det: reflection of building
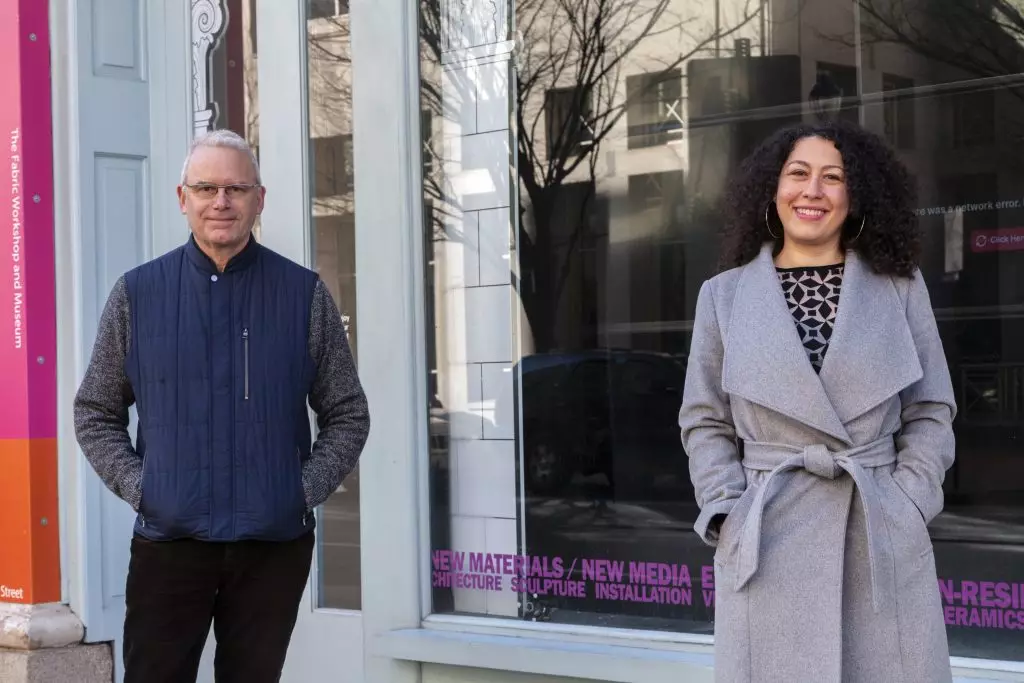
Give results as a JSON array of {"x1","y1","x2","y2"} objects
[
  {"x1": 523, "y1": 0, "x2": 1024, "y2": 507},
  {"x1": 506, "y1": 0, "x2": 1024, "y2": 356},
  {"x1": 685, "y1": 53, "x2": 804, "y2": 201}
]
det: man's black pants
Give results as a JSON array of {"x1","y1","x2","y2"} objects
[{"x1": 123, "y1": 530, "x2": 315, "y2": 683}]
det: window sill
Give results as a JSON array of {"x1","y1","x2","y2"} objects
[
  {"x1": 374, "y1": 626, "x2": 714, "y2": 683},
  {"x1": 374, "y1": 622, "x2": 1024, "y2": 683}
]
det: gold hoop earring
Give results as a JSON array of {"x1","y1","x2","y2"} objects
[
  {"x1": 850, "y1": 216, "x2": 866, "y2": 243},
  {"x1": 765, "y1": 203, "x2": 780, "y2": 239}
]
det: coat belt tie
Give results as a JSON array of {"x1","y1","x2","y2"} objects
[{"x1": 733, "y1": 436, "x2": 898, "y2": 614}]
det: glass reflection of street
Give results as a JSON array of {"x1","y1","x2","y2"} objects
[{"x1": 318, "y1": 469, "x2": 362, "y2": 610}]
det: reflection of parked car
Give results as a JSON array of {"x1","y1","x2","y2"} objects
[{"x1": 516, "y1": 349, "x2": 690, "y2": 500}]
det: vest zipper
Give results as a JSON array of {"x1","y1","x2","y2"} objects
[
  {"x1": 299, "y1": 447, "x2": 307, "y2": 527},
  {"x1": 242, "y1": 327, "x2": 250, "y2": 400}
]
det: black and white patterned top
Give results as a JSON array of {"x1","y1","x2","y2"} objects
[{"x1": 776, "y1": 264, "x2": 844, "y2": 373}]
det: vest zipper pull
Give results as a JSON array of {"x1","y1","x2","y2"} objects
[{"x1": 242, "y1": 327, "x2": 250, "y2": 400}]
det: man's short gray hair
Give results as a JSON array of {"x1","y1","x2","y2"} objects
[{"x1": 180, "y1": 129, "x2": 261, "y2": 185}]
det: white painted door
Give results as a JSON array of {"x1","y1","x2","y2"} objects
[
  {"x1": 170, "y1": 0, "x2": 365, "y2": 678},
  {"x1": 56, "y1": 1, "x2": 191, "y2": 681},
  {"x1": 63, "y1": 0, "x2": 409, "y2": 679},
  {"x1": 253, "y1": 0, "x2": 450, "y2": 681},
  {"x1": 61, "y1": 0, "x2": 365, "y2": 679}
]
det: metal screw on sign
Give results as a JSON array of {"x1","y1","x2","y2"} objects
[
  {"x1": 40, "y1": 518, "x2": 48, "y2": 526},
  {"x1": 37, "y1": 356, "x2": 45, "y2": 364},
  {"x1": 33, "y1": 195, "x2": 40, "y2": 203},
  {"x1": 29, "y1": 33, "x2": 37, "y2": 42}
]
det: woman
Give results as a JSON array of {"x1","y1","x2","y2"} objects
[{"x1": 679, "y1": 119, "x2": 956, "y2": 683}]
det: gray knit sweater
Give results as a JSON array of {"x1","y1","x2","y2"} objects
[{"x1": 73, "y1": 275, "x2": 370, "y2": 513}]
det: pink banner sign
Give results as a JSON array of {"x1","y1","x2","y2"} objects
[{"x1": 0, "y1": 0, "x2": 56, "y2": 440}]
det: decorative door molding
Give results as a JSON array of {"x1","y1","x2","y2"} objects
[{"x1": 191, "y1": 0, "x2": 227, "y2": 135}]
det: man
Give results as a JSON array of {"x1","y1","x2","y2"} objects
[{"x1": 74, "y1": 129, "x2": 370, "y2": 683}]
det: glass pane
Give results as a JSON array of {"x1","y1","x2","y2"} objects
[
  {"x1": 198, "y1": 0, "x2": 261, "y2": 233},
  {"x1": 853, "y1": 3, "x2": 1024, "y2": 659},
  {"x1": 306, "y1": 1, "x2": 361, "y2": 610},
  {"x1": 421, "y1": 0, "x2": 1024, "y2": 663},
  {"x1": 877, "y1": 84, "x2": 1024, "y2": 660}
]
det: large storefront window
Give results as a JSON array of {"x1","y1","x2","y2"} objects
[{"x1": 421, "y1": 0, "x2": 1024, "y2": 662}]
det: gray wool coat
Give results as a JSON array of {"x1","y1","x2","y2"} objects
[{"x1": 679, "y1": 244, "x2": 957, "y2": 683}]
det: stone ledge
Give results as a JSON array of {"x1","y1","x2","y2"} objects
[
  {"x1": 0, "y1": 603, "x2": 84, "y2": 650},
  {"x1": 0, "y1": 643, "x2": 113, "y2": 683}
]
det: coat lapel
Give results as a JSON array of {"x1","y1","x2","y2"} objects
[
  {"x1": 722, "y1": 244, "x2": 852, "y2": 444},
  {"x1": 817, "y1": 250, "x2": 923, "y2": 425}
]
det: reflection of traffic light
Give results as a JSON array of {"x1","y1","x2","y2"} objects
[
  {"x1": 809, "y1": 72, "x2": 844, "y2": 121},
  {"x1": 723, "y1": 88, "x2": 740, "y2": 113},
  {"x1": 811, "y1": 64, "x2": 858, "y2": 123}
]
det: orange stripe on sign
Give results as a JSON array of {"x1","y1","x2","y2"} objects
[{"x1": 0, "y1": 438, "x2": 59, "y2": 604}]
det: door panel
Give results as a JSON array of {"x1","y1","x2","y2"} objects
[
  {"x1": 58, "y1": 2, "x2": 189, "y2": 682},
  {"x1": 68, "y1": 0, "x2": 151, "y2": 656}
]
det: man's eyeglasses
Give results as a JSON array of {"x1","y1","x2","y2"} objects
[{"x1": 184, "y1": 183, "x2": 261, "y2": 200}]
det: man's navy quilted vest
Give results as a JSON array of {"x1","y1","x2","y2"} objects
[{"x1": 124, "y1": 236, "x2": 319, "y2": 542}]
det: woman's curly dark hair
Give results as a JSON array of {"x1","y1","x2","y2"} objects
[{"x1": 719, "y1": 119, "x2": 920, "y2": 277}]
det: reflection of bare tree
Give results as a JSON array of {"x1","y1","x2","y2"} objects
[
  {"x1": 305, "y1": 14, "x2": 360, "y2": 365},
  {"x1": 515, "y1": 0, "x2": 761, "y2": 351},
  {"x1": 306, "y1": 7, "x2": 447, "y2": 236},
  {"x1": 308, "y1": 17, "x2": 352, "y2": 118},
  {"x1": 418, "y1": 0, "x2": 457, "y2": 240},
  {"x1": 306, "y1": 16, "x2": 358, "y2": 216},
  {"x1": 855, "y1": 0, "x2": 1024, "y2": 84}
]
